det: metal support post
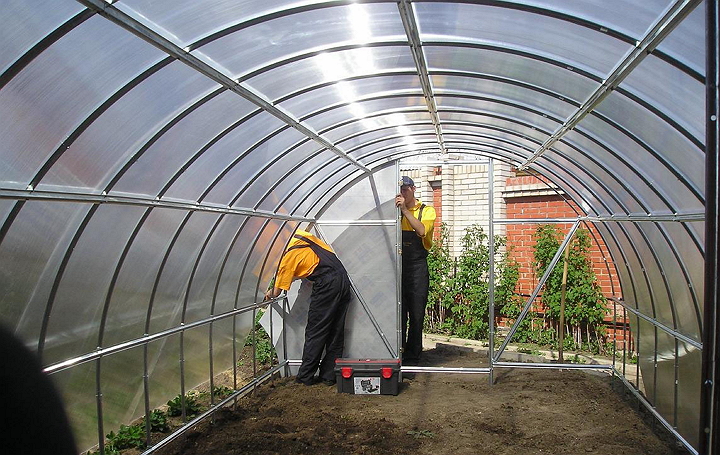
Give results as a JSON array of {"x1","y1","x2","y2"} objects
[{"x1": 488, "y1": 159, "x2": 495, "y2": 385}]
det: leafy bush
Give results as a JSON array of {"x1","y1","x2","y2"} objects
[
  {"x1": 532, "y1": 225, "x2": 608, "y2": 351},
  {"x1": 166, "y1": 392, "x2": 202, "y2": 417},
  {"x1": 213, "y1": 385, "x2": 233, "y2": 399},
  {"x1": 426, "y1": 223, "x2": 520, "y2": 340},
  {"x1": 244, "y1": 310, "x2": 277, "y2": 365},
  {"x1": 106, "y1": 423, "x2": 146, "y2": 451},
  {"x1": 143, "y1": 409, "x2": 170, "y2": 433}
]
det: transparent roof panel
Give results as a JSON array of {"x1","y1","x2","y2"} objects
[
  {"x1": 39, "y1": 63, "x2": 220, "y2": 192},
  {"x1": 0, "y1": 16, "x2": 165, "y2": 188},
  {"x1": 245, "y1": 46, "x2": 417, "y2": 102},
  {"x1": 415, "y1": 3, "x2": 631, "y2": 75},
  {"x1": 620, "y1": 55, "x2": 705, "y2": 142},
  {"x1": 278, "y1": 75, "x2": 423, "y2": 121},
  {"x1": 424, "y1": 46, "x2": 597, "y2": 107},
  {"x1": 654, "y1": 0, "x2": 706, "y2": 76},
  {"x1": 111, "y1": 90, "x2": 259, "y2": 196},
  {"x1": 519, "y1": 0, "x2": 673, "y2": 38},
  {"x1": 161, "y1": 113, "x2": 286, "y2": 202},
  {"x1": 322, "y1": 110, "x2": 431, "y2": 143},
  {"x1": 0, "y1": 0, "x2": 83, "y2": 75},
  {"x1": 195, "y1": 2, "x2": 407, "y2": 79}
]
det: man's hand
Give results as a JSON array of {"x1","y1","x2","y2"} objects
[
  {"x1": 395, "y1": 194, "x2": 405, "y2": 209},
  {"x1": 264, "y1": 288, "x2": 278, "y2": 301}
]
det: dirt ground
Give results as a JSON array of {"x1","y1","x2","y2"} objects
[{"x1": 153, "y1": 344, "x2": 686, "y2": 455}]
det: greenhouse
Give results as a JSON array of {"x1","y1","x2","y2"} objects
[{"x1": 0, "y1": 0, "x2": 717, "y2": 454}]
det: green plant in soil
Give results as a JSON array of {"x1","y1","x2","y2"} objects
[
  {"x1": 166, "y1": 392, "x2": 202, "y2": 417},
  {"x1": 213, "y1": 385, "x2": 233, "y2": 399},
  {"x1": 244, "y1": 310, "x2": 277, "y2": 365},
  {"x1": 143, "y1": 409, "x2": 170, "y2": 433},
  {"x1": 106, "y1": 423, "x2": 146, "y2": 451}
]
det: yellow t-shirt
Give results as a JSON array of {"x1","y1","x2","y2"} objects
[
  {"x1": 275, "y1": 230, "x2": 334, "y2": 291},
  {"x1": 400, "y1": 200, "x2": 436, "y2": 251}
]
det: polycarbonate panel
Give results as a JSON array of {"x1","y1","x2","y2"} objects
[
  {"x1": 0, "y1": 200, "x2": 13, "y2": 231},
  {"x1": 561, "y1": 128, "x2": 688, "y2": 214},
  {"x1": 322, "y1": 111, "x2": 432, "y2": 143},
  {"x1": 112, "y1": 90, "x2": 258, "y2": 196},
  {"x1": 162, "y1": 114, "x2": 286, "y2": 201},
  {"x1": 201, "y1": 127, "x2": 308, "y2": 205},
  {"x1": 636, "y1": 318, "x2": 655, "y2": 395},
  {"x1": 212, "y1": 216, "x2": 266, "y2": 312},
  {"x1": 592, "y1": 92, "x2": 704, "y2": 201},
  {"x1": 423, "y1": 45, "x2": 597, "y2": 105},
  {"x1": 677, "y1": 340, "x2": 702, "y2": 448},
  {"x1": 236, "y1": 219, "x2": 288, "y2": 307},
  {"x1": 116, "y1": 0, "x2": 305, "y2": 46},
  {"x1": 52, "y1": 360, "x2": 97, "y2": 451},
  {"x1": 180, "y1": 324, "x2": 212, "y2": 393},
  {"x1": 320, "y1": 164, "x2": 397, "y2": 221},
  {"x1": 621, "y1": 224, "x2": 668, "y2": 323},
  {"x1": 100, "y1": 346, "x2": 146, "y2": 439},
  {"x1": 437, "y1": 95, "x2": 561, "y2": 132},
  {"x1": 321, "y1": 224, "x2": 398, "y2": 358},
  {"x1": 621, "y1": 55, "x2": 705, "y2": 142},
  {"x1": 103, "y1": 208, "x2": 188, "y2": 348},
  {"x1": 432, "y1": 75, "x2": 578, "y2": 120},
  {"x1": 0, "y1": 16, "x2": 165, "y2": 188},
  {"x1": 41, "y1": 64, "x2": 220, "y2": 192},
  {"x1": 338, "y1": 125, "x2": 435, "y2": 155},
  {"x1": 246, "y1": 46, "x2": 417, "y2": 102},
  {"x1": 148, "y1": 211, "x2": 222, "y2": 334},
  {"x1": 0, "y1": 0, "x2": 83, "y2": 74},
  {"x1": 196, "y1": 2, "x2": 406, "y2": 80},
  {"x1": 654, "y1": 0, "x2": 705, "y2": 76},
  {"x1": 182, "y1": 214, "x2": 250, "y2": 324},
  {"x1": 654, "y1": 328, "x2": 676, "y2": 426},
  {"x1": 416, "y1": 3, "x2": 630, "y2": 75},
  {"x1": 227, "y1": 142, "x2": 321, "y2": 210},
  {"x1": 301, "y1": 96, "x2": 428, "y2": 135},
  {"x1": 439, "y1": 111, "x2": 554, "y2": 144},
  {"x1": 146, "y1": 334, "x2": 181, "y2": 415},
  {"x1": 254, "y1": 155, "x2": 347, "y2": 214},
  {"x1": 42, "y1": 204, "x2": 148, "y2": 365},
  {"x1": 278, "y1": 75, "x2": 423, "y2": 120},
  {"x1": 523, "y1": 0, "x2": 672, "y2": 38},
  {"x1": 0, "y1": 201, "x2": 83, "y2": 338}
]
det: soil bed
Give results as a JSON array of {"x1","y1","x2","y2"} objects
[{"x1": 155, "y1": 345, "x2": 686, "y2": 455}]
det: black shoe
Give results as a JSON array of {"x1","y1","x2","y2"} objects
[
  {"x1": 295, "y1": 376, "x2": 321, "y2": 386},
  {"x1": 322, "y1": 378, "x2": 336, "y2": 386}
]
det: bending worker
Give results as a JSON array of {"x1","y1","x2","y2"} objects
[
  {"x1": 395, "y1": 176, "x2": 436, "y2": 366},
  {"x1": 264, "y1": 229, "x2": 352, "y2": 385}
]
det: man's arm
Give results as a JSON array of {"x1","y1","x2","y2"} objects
[
  {"x1": 395, "y1": 194, "x2": 426, "y2": 236},
  {"x1": 264, "y1": 286, "x2": 283, "y2": 301}
]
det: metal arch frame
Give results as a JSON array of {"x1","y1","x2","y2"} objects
[{"x1": 517, "y1": 0, "x2": 702, "y2": 170}]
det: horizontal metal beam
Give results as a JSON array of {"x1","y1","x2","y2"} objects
[
  {"x1": 611, "y1": 298, "x2": 702, "y2": 350},
  {"x1": 493, "y1": 212, "x2": 705, "y2": 224},
  {"x1": 43, "y1": 297, "x2": 285, "y2": 374},
  {"x1": 315, "y1": 219, "x2": 396, "y2": 226},
  {"x1": 494, "y1": 361, "x2": 613, "y2": 370},
  {"x1": 518, "y1": 0, "x2": 702, "y2": 170},
  {"x1": 76, "y1": 0, "x2": 370, "y2": 175},
  {"x1": 0, "y1": 187, "x2": 314, "y2": 222}
]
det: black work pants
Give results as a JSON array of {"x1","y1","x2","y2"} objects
[
  {"x1": 296, "y1": 268, "x2": 352, "y2": 383},
  {"x1": 401, "y1": 258, "x2": 429, "y2": 365}
]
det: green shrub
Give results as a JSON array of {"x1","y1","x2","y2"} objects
[
  {"x1": 143, "y1": 409, "x2": 170, "y2": 433},
  {"x1": 244, "y1": 311, "x2": 277, "y2": 365},
  {"x1": 166, "y1": 393, "x2": 202, "y2": 417},
  {"x1": 106, "y1": 423, "x2": 146, "y2": 450}
]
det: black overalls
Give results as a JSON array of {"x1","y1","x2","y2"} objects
[
  {"x1": 290, "y1": 234, "x2": 352, "y2": 384},
  {"x1": 401, "y1": 205, "x2": 429, "y2": 365}
]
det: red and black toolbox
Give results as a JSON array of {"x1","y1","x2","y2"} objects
[{"x1": 334, "y1": 358, "x2": 400, "y2": 395}]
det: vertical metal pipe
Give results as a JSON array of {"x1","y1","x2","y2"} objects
[
  {"x1": 622, "y1": 306, "x2": 627, "y2": 378},
  {"x1": 488, "y1": 159, "x2": 495, "y2": 385},
  {"x1": 700, "y1": 0, "x2": 719, "y2": 451},
  {"x1": 612, "y1": 301, "x2": 617, "y2": 386},
  {"x1": 252, "y1": 307, "x2": 257, "y2": 378},
  {"x1": 636, "y1": 315, "x2": 641, "y2": 412},
  {"x1": 282, "y1": 297, "x2": 289, "y2": 377},
  {"x1": 95, "y1": 359, "x2": 105, "y2": 455},
  {"x1": 232, "y1": 314, "x2": 238, "y2": 392},
  {"x1": 209, "y1": 323, "x2": 215, "y2": 408},
  {"x1": 396, "y1": 163, "x2": 403, "y2": 364},
  {"x1": 179, "y1": 330, "x2": 187, "y2": 422},
  {"x1": 143, "y1": 345, "x2": 151, "y2": 448}
]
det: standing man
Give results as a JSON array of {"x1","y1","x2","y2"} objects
[
  {"x1": 265, "y1": 229, "x2": 352, "y2": 385},
  {"x1": 395, "y1": 176, "x2": 436, "y2": 366}
]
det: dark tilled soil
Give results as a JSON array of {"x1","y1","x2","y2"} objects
[{"x1": 155, "y1": 345, "x2": 687, "y2": 455}]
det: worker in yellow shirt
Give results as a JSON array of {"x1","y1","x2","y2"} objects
[
  {"x1": 265, "y1": 230, "x2": 352, "y2": 385},
  {"x1": 395, "y1": 176, "x2": 436, "y2": 366}
]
